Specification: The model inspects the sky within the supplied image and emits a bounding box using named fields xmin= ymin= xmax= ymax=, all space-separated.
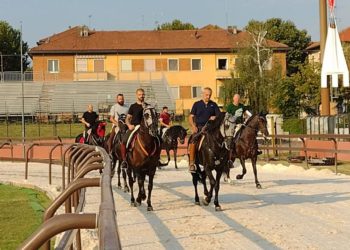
xmin=1 ymin=0 xmax=350 ymax=48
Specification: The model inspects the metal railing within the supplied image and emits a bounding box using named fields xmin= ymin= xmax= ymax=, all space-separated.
xmin=18 ymin=144 xmax=121 ymax=249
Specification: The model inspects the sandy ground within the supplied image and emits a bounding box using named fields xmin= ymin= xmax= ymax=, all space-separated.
xmin=1 ymin=160 xmax=350 ymax=250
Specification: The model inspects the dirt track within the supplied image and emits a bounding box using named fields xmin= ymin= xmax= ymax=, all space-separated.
xmin=1 ymin=159 xmax=349 ymax=249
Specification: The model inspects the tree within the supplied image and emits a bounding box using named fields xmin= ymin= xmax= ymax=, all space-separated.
xmin=0 ymin=20 xmax=29 ymax=71
xmin=271 ymin=63 xmax=321 ymax=117
xmin=223 ymin=23 xmax=282 ymax=114
xmin=156 ymin=19 xmax=196 ymax=30
xmin=245 ymin=18 xmax=311 ymax=75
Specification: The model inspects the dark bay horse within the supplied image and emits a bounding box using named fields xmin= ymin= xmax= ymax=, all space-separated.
xmin=109 ymin=119 xmax=129 ymax=192
xmin=192 ymin=112 xmax=235 ymax=211
xmin=160 ymin=125 xmax=187 ymax=169
xmin=225 ymin=113 xmax=269 ymax=189
xmin=75 ymin=121 xmax=107 ymax=147
xmin=126 ymin=105 xmax=161 ymax=211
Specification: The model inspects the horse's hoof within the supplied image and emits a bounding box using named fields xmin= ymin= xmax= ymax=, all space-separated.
xmin=130 ymin=202 xmax=137 ymax=207
xmin=202 ymin=197 xmax=209 ymax=206
xmin=147 ymin=206 xmax=153 ymax=211
xmin=195 ymin=201 xmax=200 ymax=206
xmin=256 ymin=184 xmax=262 ymax=189
xmin=236 ymin=174 xmax=243 ymax=180
xmin=215 ymin=206 xmax=222 ymax=212
xmin=141 ymin=194 xmax=147 ymax=201
xmin=117 ymin=185 xmax=122 ymax=189
xmin=124 ymin=187 xmax=129 ymax=193
xmin=136 ymin=202 xmax=141 ymax=206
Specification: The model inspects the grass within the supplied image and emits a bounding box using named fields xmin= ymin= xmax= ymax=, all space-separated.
xmin=0 ymin=184 xmax=52 ymax=249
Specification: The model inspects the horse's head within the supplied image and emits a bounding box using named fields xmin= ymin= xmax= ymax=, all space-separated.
xmin=178 ymin=126 xmax=188 ymax=144
xmin=142 ymin=105 xmax=158 ymax=137
xmin=220 ymin=112 xmax=236 ymax=148
xmin=257 ymin=113 xmax=269 ymax=137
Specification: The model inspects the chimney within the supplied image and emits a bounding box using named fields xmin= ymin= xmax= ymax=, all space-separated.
xmin=80 ymin=25 xmax=89 ymax=37
xmin=227 ymin=25 xmax=238 ymax=35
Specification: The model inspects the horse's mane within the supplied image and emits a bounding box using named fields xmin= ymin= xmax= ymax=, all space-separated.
xmin=245 ymin=113 xmax=257 ymax=124
xmin=205 ymin=112 xmax=225 ymax=133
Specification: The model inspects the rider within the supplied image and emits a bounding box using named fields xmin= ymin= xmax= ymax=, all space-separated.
xmin=188 ymin=87 xmax=221 ymax=173
xmin=226 ymin=93 xmax=262 ymax=166
xmin=81 ymin=104 xmax=99 ymax=143
xmin=120 ymin=88 xmax=147 ymax=169
xmin=107 ymin=93 xmax=129 ymax=153
xmin=159 ymin=106 xmax=172 ymax=139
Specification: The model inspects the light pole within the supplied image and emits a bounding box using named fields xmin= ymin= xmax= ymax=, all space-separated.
xmin=20 ymin=21 xmax=26 ymax=158
xmin=320 ymin=0 xmax=330 ymax=115
xmin=0 ymin=52 xmax=3 ymax=82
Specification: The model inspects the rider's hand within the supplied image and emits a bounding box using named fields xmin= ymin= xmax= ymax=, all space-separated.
xmin=87 ymin=123 xmax=90 ymax=128
xmin=209 ymin=116 xmax=216 ymax=120
xmin=128 ymin=124 xmax=135 ymax=130
xmin=191 ymin=125 xmax=198 ymax=134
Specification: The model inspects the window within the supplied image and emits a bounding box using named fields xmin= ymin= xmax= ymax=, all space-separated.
xmin=94 ymin=59 xmax=104 ymax=72
xmin=217 ymin=58 xmax=228 ymax=70
xmin=121 ymin=59 xmax=132 ymax=72
xmin=48 ymin=60 xmax=59 ymax=73
xmin=144 ymin=59 xmax=156 ymax=72
xmin=192 ymin=86 xmax=202 ymax=98
xmin=168 ymin=59 xmax=179 ymax=71
xmin=76 ymin=59 xmax=87 ymax=72
xmin=191 ymin=59 xmax=201 ymax=71
xmin=170 ymin=86 xmax=180 ymax=99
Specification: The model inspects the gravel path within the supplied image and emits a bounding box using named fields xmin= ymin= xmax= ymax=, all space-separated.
xmin=1 ymin=160 xmax=350 ymax=250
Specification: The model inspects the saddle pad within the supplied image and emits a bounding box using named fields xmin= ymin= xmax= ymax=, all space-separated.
xmin=126 ymin=125 xmax=140 ymax=149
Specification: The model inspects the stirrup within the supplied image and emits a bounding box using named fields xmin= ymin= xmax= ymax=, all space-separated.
xmin=228 ymin=160 xmax=234 ymax=168
xmin=189 ymin=163 xmax=196 ymax=173
xmin=121 ymin=161 xmax=128 ymax=169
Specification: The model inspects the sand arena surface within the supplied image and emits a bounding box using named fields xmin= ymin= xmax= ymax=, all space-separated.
xmin=1 ymin=160 xmax=349 ymax=249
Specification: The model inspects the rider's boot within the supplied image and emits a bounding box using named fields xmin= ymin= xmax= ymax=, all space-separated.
xmin=120 ymin=143 xmax=128 ymax=169
xmin=188 ymin=143 xmax=196 ymax=173
xmin=257 ymin=149 xmax=262 ymax=155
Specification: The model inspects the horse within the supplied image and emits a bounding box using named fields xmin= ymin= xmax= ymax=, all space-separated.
xmin=160 ymin=125 xmax=188 ymax=169
xmin=109 ymin=119 xmax=129 ymax=192
xmin=75 ymin=120 xmax=107 ymax=147
xmin=225 ymin=113 xmax=269 ymax=189
xmin=191 ymin=112 xmax=236 ymax=211
xmin=125 ymin=105 xmax=161 ymax=211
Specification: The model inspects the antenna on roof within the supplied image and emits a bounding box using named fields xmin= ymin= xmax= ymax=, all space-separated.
xmin=88 ymin=14 xmax=92 ymax=28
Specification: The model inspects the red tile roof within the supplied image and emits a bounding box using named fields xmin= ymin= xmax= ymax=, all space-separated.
xmin=30 ymin=26 xmax=288 ymax=54
xmin=340 ymin=27 xmax=350 ymax=42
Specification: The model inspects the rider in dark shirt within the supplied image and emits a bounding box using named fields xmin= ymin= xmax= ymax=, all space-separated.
xmin=81 ymin=104 xmax=99 ymax=142
xmin=120 ymin=88 xmax=146 ymax=169
xmin=188 ymin=87 xmax=220 ymax=173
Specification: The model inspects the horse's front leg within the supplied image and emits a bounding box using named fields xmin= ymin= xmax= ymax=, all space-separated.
xmin=122 ymin=166 xmax=129 ymax=192
xmin=202 ymin=167 xmax=215 ymax=206
xmin=127 ymin=167 xmax=136 ymax=206
xmin=192 ymin=173 xmax=200 ymax=205
xmin=251 ymin=157 xmax=261 ymax=189
xmin=236 ymin=158 xmax=247 ymax=180
xmin=116 ymin=160 xmax=122 ymax=189
xmin=166 ymin=148 xmax=171 ymax=165
xmin=147 ymin=172 xmax=155 ymax=211
xmin=136 ymin=173 xmax=146 ymax=205
xmin=173 ymin=148 xmax=178 ymax=169
xmin=214 ymin=169 xmax=223 ymax=211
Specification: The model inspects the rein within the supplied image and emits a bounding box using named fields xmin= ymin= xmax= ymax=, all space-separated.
xmin=136 ymin=134 xmax=158 ymax=157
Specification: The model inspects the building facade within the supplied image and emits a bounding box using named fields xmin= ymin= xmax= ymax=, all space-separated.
xmin=30 ymin=26 xmax=288 ymax=113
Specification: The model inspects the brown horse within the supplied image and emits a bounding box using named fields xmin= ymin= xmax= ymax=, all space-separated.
xmin=225 ymin=113 xmax=269 ymax=188
xmin=126 ymin=105 xmax=161 ymax=211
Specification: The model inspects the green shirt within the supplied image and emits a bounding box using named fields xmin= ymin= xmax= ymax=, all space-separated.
xmin=226 ymin=103 xmax=246 ymax=123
